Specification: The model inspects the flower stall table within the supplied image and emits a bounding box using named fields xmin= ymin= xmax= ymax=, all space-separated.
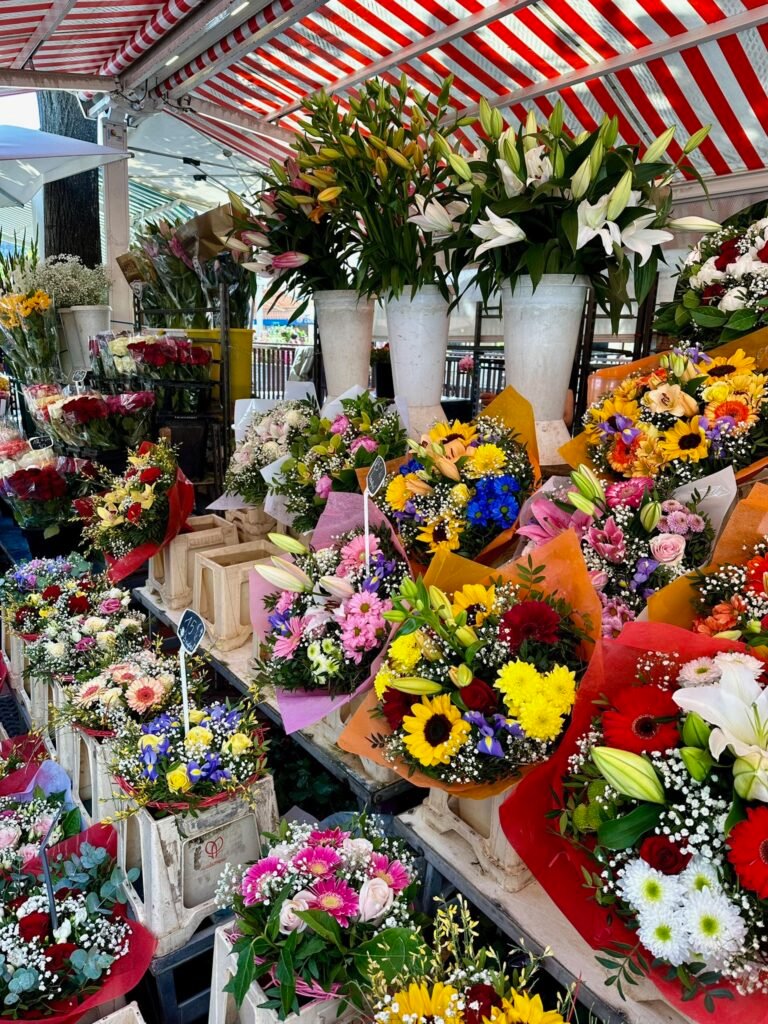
xmin=131 ymin=585 xmax=421 ymax=812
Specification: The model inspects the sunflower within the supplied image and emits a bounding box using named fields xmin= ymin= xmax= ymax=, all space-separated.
xmin=487 ymin=993 xmax=565 ymax=1024
xmin=451 ymin=583 xmax=496 ymax=626
xmin=417 ymin=514 xmax=463 ymax=554
xmin=464 ymin=443 xmax=507 ymax=478
xmin=659 ymin=417 xmax=710 ymax=463
xmin=402 ymin=694 xmax=471 ymax=767
xmin=385 ymin=983 xmax=464 ymax=1024
xmin=585 ymin=395 xmax=640 ymax=440
xmin=426 ymin=420 xmax=478 ymax=447
xmin=699 ymin=348 xmax=755 ymax=380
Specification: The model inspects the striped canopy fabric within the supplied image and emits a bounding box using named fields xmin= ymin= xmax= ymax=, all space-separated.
xmin=3 ymin=0 xmax=768 ymax=177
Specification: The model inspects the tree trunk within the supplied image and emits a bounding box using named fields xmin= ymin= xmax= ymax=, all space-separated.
xmin=37 ymin=92 xmax=102 ymax=266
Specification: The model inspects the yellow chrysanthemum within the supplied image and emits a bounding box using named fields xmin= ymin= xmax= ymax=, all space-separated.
xmin=426 ymin=420 xmax=478 ymax=447
xmin=659 ymin=416 xmax=710 ymax=463
xmin=632 ymin=435 xmax=665 ymax=477
xmin=464 ymin=443 xmax=507 ymax=478
xmin=451 ymin=583 xmax=496 ymax=626
xmin=698 ymin=349 xmax=755 ymax=380
xmin=416 ymin=515 xmax=463 ymax=554
xmin=726 ymin=371 xmax=767 ymax=403
xmin=545 ymin=665 xmax=577 ymax=716
xmin=374 ymin=666 xmax=397 ymax=698
xmin=518 ymin=697 xmax=565 ymax=743
xmin=495 ymin=660 xmax=544 ymax=715
xmin=402 ymin=694 xmax=471 ymax=767
xmin=385 ymin=983 xmax=464 ymax=1024
xmin=388 ymin=632 xmax=424 ymax=673
xmin=487 ymin=992 xmax=565 ymax=1024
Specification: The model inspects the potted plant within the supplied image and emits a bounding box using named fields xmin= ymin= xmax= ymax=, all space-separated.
xmin=20 ymin=255 xmax=111 ymax=374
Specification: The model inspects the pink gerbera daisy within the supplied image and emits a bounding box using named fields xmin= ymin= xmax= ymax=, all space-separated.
xmin=126 ymin=677 xmax=166 ymax=713
xmin=369 ymin=852 xmax=410 ymax=892
xmin=293 ymin=845 xmax=342 ymax=877
xmin=307 ymin=828 xmax=350 ymax=847
xmin=241 ymin=856 xmax=287 ymax=905
xmin=308 ymin=878 xmax=358 ymax=926
xmin=109 ymin=664 xmax=138 ymax=684
xmin=273 ymin=616 xmax=306 ymax=660
xmin=338 ymin=534 xmax=381 ymax=576
xmin=75 ymin=680 xmax=105 ymax=707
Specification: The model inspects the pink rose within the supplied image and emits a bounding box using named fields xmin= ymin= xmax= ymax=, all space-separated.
xmin=605 ymin=477 xmax=654 ymax=509
xmin=18 ymin=843 xmax=38 ymax=862
xmin=357 ymin=877 xmax=394 ymax=921
xmin=589 ymin=570 xmax=609 ymax=591
xmin=649 ymin=532 xmax=686 ymax=566
xmin=31 ymin=813 xmax=56 ymax=838
xmin=98 ymin=598 xmax=123 ymax=615
xmin=329 ymin=415 xmax=350 ymax=435
xmin=315 ymin=475 xmax=333 ymax=500
xmin=278 ymin=890 xmax=313 ymax=934
xmin=0 ymin=824 xmax=20 ymax=850
xmin=350 ymin=436 xmax=378 ymax=455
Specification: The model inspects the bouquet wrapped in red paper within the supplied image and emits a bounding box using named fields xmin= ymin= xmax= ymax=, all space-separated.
xmin=0 ymin=734 xmax=48 ymax=796
xmin=74 ymin=439 xmax=194 ymax=582
xmin=0 ymin=455 xmax=98 ymax=536
xmin=499 ymin=622 xmax=768 ymax=1022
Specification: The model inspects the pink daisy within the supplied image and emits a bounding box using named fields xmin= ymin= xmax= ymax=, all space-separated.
xmin=307 ymin=828 xmax=350 ymax=847
xmin=75 ymin=680 xmax=105 ymax=707
xmin=338 ymin=534 xmax=381 ymax=576
xmin=241 ymin=856 xmax=287 ymax=905
xmin=126 ymin=677 xmax=166 ymax=713
xmin=344 ymin=592 xmax=386 ymax=618
xmin=308 ymin=878 xmax=358 ymax=926
xmin=369 ymin=852 xmax=410 ymax=892
xmin=273 ymin=617 xmax=306 ymax=660
xmin=293 ymin=845 xmax=342 ymax=878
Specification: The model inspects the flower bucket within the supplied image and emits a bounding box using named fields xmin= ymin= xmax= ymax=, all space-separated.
xmin=314 ymin=289 xmax=374 ymax=402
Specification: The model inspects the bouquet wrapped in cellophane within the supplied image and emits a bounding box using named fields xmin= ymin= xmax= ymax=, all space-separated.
xmin=0 ymin=455 xmax=98 ymax=536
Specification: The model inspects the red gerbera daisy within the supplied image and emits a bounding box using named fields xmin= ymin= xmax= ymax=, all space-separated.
xmin=601 ymin=687 xmax=680 ymax=754
xmin=499 ymin=600 xmax=561 ymax=649
xmin=746 ymin=555 xmax=768 ymax=596
xmin=727 ymin=806 xmax=768 ymax=899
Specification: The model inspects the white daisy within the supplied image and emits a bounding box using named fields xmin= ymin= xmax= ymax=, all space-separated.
xmin=618 ymin=858 xmax=683 ymax=912
xmin=637 ymin=907 xmax=692 ymax=966
xmin=712 ymin=651 xmax=764 ymax=673
xmin=677 ymin=657 xmax=721 ymax=687
xmin=680 ymin=857 xmax=721 ymax=895
xmin=683 ymin=889 xmax=746 ymax=961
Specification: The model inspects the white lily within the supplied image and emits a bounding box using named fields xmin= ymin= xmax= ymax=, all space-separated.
xmin=668 ymin=216 xmax=722 ymax=233
xmin=674 ymin=660 xmax=768 ymax=801
xmin=495 ymin=158 xmax=524 ymax=198
xmin=620 ymin=213 xmax=673 ymax=266
xmin=524 ymin=144 xmax=552 ymax=185
xmin=254 ymin=563 xmax=308 ymax=593
xmin=319 ymin=574 xmax=356 ymax=599
xmin=407 ymin=195 xmax=466 ymax=235
xmin=575 ymin=194 xmax=621 ymax=254
xmin=471 ymin=208 xmax=526 ymax=257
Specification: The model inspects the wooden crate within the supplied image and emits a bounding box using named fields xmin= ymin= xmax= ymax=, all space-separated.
xmin=89 ymin=1001 xmax=145 ymax=1024
xmin=147 ymin=514 xmax=238 ymax=610
xmin=193 ymin=539 xmax=279 ymax=651
xmin=69 ymin=729 xmax=121 ymax=823
xmin=224 ymin=506 xmax=277 ymax=543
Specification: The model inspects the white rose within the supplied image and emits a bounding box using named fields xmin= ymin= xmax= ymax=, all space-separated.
xmin=728 ymin=252 xmax=759 ymax=279
xmin=95 ymin=631 xmax=115 ymax=647
xmin=109 ymin=338 xmax=129 ymax=357
xmin=82 ymin=616 xmax=108 ymax=635
xmin=45 ymin=641 xmax=66 ymax=659
xmin=262 ymin=441 xmax=280 ymax=461
xmin=0 ymin=460 xmax=16 ymax=479
xmin=718 ymin=287 xmax=748 ymax=312
xmin=278 ymin=891 xmax=313 ymax=934
xmin=341 ymin=837 xmax=374 ymax=859
xmin=100 ymin=687 xmax=123 ymax=707
xmin=358 ymin=878 xmax=394 ymax=922
xmin=689 ymin=257 xmax=724 ymax=290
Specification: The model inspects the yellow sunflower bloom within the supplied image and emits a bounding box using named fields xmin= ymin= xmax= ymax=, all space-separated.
xmin=487 ymin=992 xmax=565 ymax=1024
xmin=426 ymin=420 xmax=478 ymax=447
xmin=385 ymin=983 xmax=464 ymax=1024
xmin=659 ymin=416 xmax=710 ymax=463
xmin=699 ymin=349 xmax=755 ymax=380
xmin=451 ymin=583 xmax=496 ymax=626
xmin=518 ymin=697 xmax=565 ymax=742
xmin=402 ymin=694 xmax=471 ymax=767
xmin=416 ymin=515 xmax=463 ymax=554
xmin=464 ymin=443 xmax=507 ymax=478
xmin=727 ymin=372 xmax=767 ymax=403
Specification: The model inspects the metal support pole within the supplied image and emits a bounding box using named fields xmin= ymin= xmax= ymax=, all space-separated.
xmin=98 ymin=117 xmax=133 ymax=331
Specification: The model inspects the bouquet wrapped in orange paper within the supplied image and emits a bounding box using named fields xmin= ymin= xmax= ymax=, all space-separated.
xmin=374 ymin=387 xmax=540 ymax=575
xmin=648 ymin=480 xmax=768 ymax=653
xmin=338 ymin=530 xmax=600 ymax=798
xmin=561 ymin=330 xmax=768 ymax=487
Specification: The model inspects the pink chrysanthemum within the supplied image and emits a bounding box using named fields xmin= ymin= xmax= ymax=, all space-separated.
xmin=273 ymin=617 xmax=306 ymax=660
xmin=241 ymin=857 xmax=287 ymax=905
xmin=307 ymin=828 xmax=350 ymax=847
xmin=369 ymin=852 xmax=410 ymax=892
xmin=308 ymin=878 xmax=358 ymax=926
xmin=344 ymin=592 xmax=387 ymax=618
xmin=293 ymin=845 xmax=342 ymax=878
xmin=338 ymin=534 xmax=381 ymax=576
xmin=275 ymin=591 xmax=295 ymax=615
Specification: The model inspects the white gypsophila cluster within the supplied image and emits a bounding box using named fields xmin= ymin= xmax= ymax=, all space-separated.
xmin=567 ymin=726 xmax=604 ymax=774
xmin=384 ymin=728 xmax=548 ymax=785
xmin=19 ymin=255 xmax=110 ymax=308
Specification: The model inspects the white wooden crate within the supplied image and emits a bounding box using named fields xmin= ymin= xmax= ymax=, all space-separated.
xmin=89 ymin=1001 xmax=145 ymax=1024
xmin=118 ymin=775 xmax=278 ymax=959
xmin=8 ymin=633 xmax=28 ymax=707
xmin=148 ymin=515 xmax=238 ymax=610
xmin=224 ymin=507 xmax=277 ymax=544
xmin=209 ymin=926 xmax=354 ymax=1024
xmin=67 ymin=728 xmax=120 ymax=823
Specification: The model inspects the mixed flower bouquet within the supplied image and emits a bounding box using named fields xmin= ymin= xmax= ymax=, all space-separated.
xmin=74 ymin=439 xmax=194 ymax=581
xmin=499 ymin=623 xmax=768 ymax=1021
xmin=567 ymin=343 xmax=768 ymax=486
xmin=42 ymin=390 xmax=155 ymax=451
xmin=0 ymin=289 xmax=60 ymax=378
xmin=250 ymin=493 xmax=409 ymax=731
xmin=217 ymin=814 xmax=421 ymax=1019
xmin=0 ymin=824 xmax=155 ymax=1023
xmin=378 ymin=389 xmax=537 ymax=568
xmin=518 ymin=466 xmax=714 ymax=637
xmin=110 ymin=700 xmax=268 ymax=812
xmin=0 ymin=555 xmax=89 ymax=636
xmin=0 ymin=455 xmax=98 ymax=535
xmin=266 ymin=391 xmax=407 ymax=533
xmin=370 ymin=897 xmax=569 ymax=1024
xmin=655 ymin=217 xmax=768 ymax=348
xmin=0 ymin=778 xmax=82 ymax=870
xmin=225 ymin=399 xmax=315 ymax=506
xmin=339 ymin=533 xmax=600 ymax=795
xmin=22 ymin=383 xmax=63 ymax=430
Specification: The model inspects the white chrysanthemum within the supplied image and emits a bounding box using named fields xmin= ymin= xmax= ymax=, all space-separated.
xmin=683 ymin=889 xmax=747 ymax=960
xmin=712 ymin=651 xmax=764 ymax=673
xmin=677 ymin=657 xmax=721 ymax=687
xmin=618 ymin=859 xmax=683 ymax=912
xmin=680 ymin=857 xmax=721 ymax=895
xmin=637 ymin=907 xmax=692 ymax=966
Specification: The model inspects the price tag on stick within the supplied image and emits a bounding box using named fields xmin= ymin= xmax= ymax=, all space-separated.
xmin=363 ymin=455 xmax=387 ymax=576
xmin=177 ymin=609 xmax=206 ymax=736
xmin=39 ymin=804 xmax=64 ymax=931
xmin=29 ymin=435 xmax=53 ymax=451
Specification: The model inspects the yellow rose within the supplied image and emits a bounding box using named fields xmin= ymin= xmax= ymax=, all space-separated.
xmin=188 ymin=708 xmax=207 ymax=724
xmin=185 ymin=726 xmax=213 ymax=751
xmin=139 ymin=734 xmax=164 ymax=750
xmin=166 ymin=766 xmax=192 ymax=793
xmin=224 ymin=732 xmax=253 ymax=756
xmin=450 ymin=483 xmax=471 ymax=506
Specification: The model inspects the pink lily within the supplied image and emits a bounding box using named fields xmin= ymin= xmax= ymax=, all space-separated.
xmin=517 ymin=496 xmax=593 ymax=546
xmin=271 ymin=251 xmax=310 ymax=270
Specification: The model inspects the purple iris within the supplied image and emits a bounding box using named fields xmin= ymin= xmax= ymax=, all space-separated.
xmin=676 ymin=345 xmax=712 ymax=365
xmin=630 ymin=557 xmax=659 ymax=592
xmin=268 ymin=608 xmax=294 ymax=635
xmin=492 ymin=714 xmax=523 ymax=738
xmin=598 ymin=414 xmax=639 ymax=446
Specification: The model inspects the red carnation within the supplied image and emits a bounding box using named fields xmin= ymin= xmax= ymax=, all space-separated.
xmin=67 ymin=594 xmax=89 ymax=615
xmin=459 ymin=677 xmax=499 ymax=714
xmin=464 ymin=984 xmax=502 ymax=1024
xmin=727 ymin=806 xmax=768 ymax=899
xmin=18 ymin=911 xmax=50 ymax=942
xmin=45 ymin=942 xmax=78 ymax=972
xmin=41 ymin=585 xmax=62 ymax=602
xmin=602 ymin=687 xmax=680 ymax=754
xmin=639 ymin=835 xmax=691 ymax=875
xmin=139 ymin=467 xmax=162 ymax=485
xmin=381 ymin=688 xmax=419 ymax=730
xmin=126 ymin=502 xmax=143 ymax=524
xmin=499 ymin=600 xmax=561 ymax=649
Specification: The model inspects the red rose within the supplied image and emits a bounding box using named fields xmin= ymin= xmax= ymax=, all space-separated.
xmin=125 ymin=468 xmax=137 ymax=479
xmin=67 ymin=594 xmax=89 ymax=615
xmin=499 ymin=600 xmax=561 ymax=649
xmin=700 ymin=282 xmax=726 ymax=305
xmin=381 ymin=688 xmax=419 ymax=730
xmin=189 ymin=345 xmax=212 ymax=366
xmin=714 ymin=237 xmax=743 ymax=271
xmin=61 ymin=395 xmax=108 ymax=424
xmin=640 ymin=835 xmax=691 ymax=875
xmin=602 ymin=687 xmax=680 ymax=754
xmin=126 ymin=502 xmax=143 ymax=524
xmin=45 ymin=942 xmax=78 ymax=972
xmin=139 ymin=467 xmax=162 ymax=485
xmin=14 ymin=607 xmax=32 ymax=627
xmin=459 ymin=677 xmax=499 ymax=714
xmin=18 ymin=911 xmax=50 ymax=942
xmin=758 ymin=242 xmax=768 ymax=265
xmin=41 ymin=585 xmax=62 ymax=601
xmin=464 ymin=984 xmax=502 ymax=1024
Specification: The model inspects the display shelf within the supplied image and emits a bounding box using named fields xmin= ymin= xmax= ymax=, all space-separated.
xmin=132 ymin=586 xmax=420 ymax=811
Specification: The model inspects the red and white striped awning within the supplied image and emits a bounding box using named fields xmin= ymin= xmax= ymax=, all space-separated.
xmin=2 ymin=0 xmax=768 ymax=178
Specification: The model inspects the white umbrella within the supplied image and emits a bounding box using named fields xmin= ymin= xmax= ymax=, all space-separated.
xmin=0 ymin=125 xmax=129 ymax=207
